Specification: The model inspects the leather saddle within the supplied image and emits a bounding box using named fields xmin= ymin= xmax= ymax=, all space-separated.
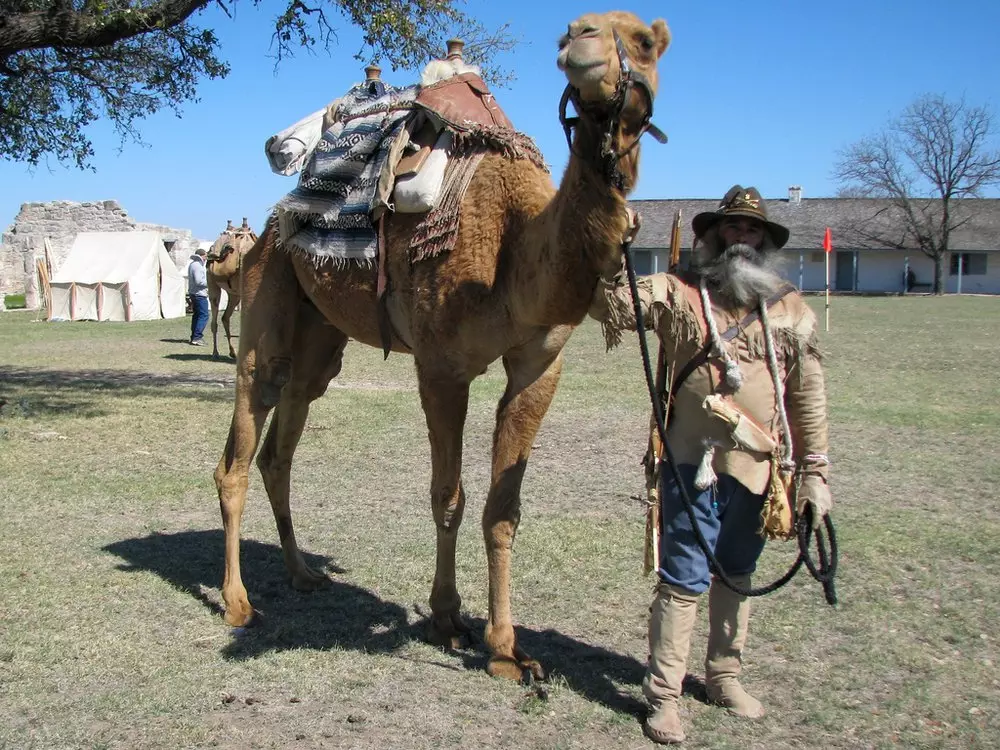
xmin=394 ymin=73 xmax=514 ymax=181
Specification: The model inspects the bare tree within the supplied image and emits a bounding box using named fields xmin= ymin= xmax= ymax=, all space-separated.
xmin=0 ymin=0 xmax=516 ymax=169
xmin=833 ymin=94 xmax=1000 ymax=294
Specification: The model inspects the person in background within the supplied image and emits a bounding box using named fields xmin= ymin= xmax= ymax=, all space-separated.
xmin=188 ymin=248 xmax=209 ymax=346
xmin=589 ymin=185 xmax=833 ymax=745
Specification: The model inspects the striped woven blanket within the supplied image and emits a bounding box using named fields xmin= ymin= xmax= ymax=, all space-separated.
xmin=274 ymin=79 xmax=419 ymax=266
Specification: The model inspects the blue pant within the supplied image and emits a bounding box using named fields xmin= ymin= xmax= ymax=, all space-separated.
xmin=189 ymin=295 xmax=209 ymax=342
xmin=657 ymin=464 xmax=767 ymax=594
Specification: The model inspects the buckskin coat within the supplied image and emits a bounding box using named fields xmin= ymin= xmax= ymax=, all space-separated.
xmin=591 ymin=271 xmax=830 ymax=493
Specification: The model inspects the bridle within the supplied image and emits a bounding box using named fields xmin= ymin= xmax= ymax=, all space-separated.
xmin=558 ymin=29 xmax=667 ymax=190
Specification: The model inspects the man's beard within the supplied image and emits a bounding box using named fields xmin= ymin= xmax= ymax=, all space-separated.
xmin=697 ymin=243 xmax=785 ymax=307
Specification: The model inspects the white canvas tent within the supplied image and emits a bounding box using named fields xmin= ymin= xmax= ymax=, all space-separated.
xmin=48 ymin=232 xmax=186 ymax=321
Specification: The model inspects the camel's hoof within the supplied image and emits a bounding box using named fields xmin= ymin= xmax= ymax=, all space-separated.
xmin=290 ymin=565 xmax=330 ymax=592
xmin=223 ymin=603 xmax=255 ymax=628
xmin=487 ymin=654 xmax=546 ymax=683
xmin=426 ymin=613 xmax=474 ymax=650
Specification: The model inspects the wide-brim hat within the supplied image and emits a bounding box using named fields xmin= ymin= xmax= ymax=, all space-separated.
xmin=692 ymin=185 xmax=790 ymax=249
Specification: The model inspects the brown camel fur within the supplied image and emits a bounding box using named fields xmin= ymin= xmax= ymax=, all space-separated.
xmin=214 ymin=10 xmax=671 ymax=680
xmin=206 ymin=218 xmax=258 ymax=358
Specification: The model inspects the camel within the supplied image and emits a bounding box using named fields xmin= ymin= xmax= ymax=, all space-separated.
xmin=206 ymin=218 xmax=258 ymax=359
xmin=214 ymin=10 xmax=671 ymax=680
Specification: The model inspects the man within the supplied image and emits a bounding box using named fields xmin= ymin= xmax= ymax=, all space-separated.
xmin=187 ymin=248 xmax=209 ymax=346
xmin=590 ymin=185 xmax=832 ymax=744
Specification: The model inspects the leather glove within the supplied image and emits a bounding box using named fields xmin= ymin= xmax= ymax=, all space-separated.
xmin=796 ymin=473 xmax=832 ymax=530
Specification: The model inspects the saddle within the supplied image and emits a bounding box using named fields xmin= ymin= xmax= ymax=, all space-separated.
xmin=391 ymin=72 xmax=515 ymax=213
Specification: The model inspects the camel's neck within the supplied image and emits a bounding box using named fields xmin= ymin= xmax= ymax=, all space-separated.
xmin=515 ymin=115 xmax=640 ymax=326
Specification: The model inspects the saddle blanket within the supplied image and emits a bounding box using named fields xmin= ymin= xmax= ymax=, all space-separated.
xmin=274 ymin=79 xmax=419 ymax=266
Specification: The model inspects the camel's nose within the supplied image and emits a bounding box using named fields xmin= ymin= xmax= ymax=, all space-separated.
xmin=567 ymin=20 xmax=600 ymax=40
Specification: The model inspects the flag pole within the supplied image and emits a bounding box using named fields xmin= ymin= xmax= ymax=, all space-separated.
xmin=825 ymin=253 xmax=830 ymax=332
xmin=823 ymin=227 xmax=832 ymax=332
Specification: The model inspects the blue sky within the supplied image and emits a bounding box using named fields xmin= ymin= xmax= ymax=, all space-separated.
xmin=2 ymin=0 xmax=999 ymax=240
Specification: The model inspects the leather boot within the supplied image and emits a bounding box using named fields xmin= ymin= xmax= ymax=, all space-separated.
xmin=641 ymin=583 xmax=700 ymax=744
xmin=704 ymin=574 xmax=766 ymax=719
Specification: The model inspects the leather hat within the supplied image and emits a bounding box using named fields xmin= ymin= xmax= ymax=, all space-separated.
xmin=691 ymin=185 xmax=790 ymax=249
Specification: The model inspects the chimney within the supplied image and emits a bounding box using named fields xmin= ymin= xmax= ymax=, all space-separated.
xmin=788 ymin=185 xmax=802 ymax=205
xmin=364 ymin=63 xmax=382 ymax=81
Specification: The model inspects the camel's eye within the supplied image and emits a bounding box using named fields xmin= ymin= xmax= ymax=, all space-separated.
xmin=638 ymin=34 xmax=654 ymax=54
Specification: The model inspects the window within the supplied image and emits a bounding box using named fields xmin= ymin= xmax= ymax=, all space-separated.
xmin=810 ymin=252 xmax=825 ymax=263
xmin=630 ymin=249 xmax=653 ymax=275
xmin=949 ymin=252 xmax=987 ymax=276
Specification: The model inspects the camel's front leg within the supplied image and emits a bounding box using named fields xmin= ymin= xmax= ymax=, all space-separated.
xmin=257 ymin=300 xmax=348 ymax=591
xmin=221 ymin=292 xmax=239 ymax=359
xmin=215 ymin=365 xmax=269 ymax=625
xmin=213 ymin=224 xmax=298 ymax=626
xmin=208 ymin=283 xmax=223 ymax=359
xmin=483 ymin=341 xmax=566 ymax=681
xmin=417 ymin=369 xmax=472 ymax=648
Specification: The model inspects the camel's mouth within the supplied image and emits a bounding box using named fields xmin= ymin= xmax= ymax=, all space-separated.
xmin=557 ymin=33 xmax=616 ymax=98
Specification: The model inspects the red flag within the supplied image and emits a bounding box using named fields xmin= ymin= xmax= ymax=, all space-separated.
xmin=823 ymin=227 xmax=832 ymax=253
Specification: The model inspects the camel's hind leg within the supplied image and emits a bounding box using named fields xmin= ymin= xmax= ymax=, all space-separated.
xmin=221 ymin=291 xmax=239 ymax=359
xmin=208 ymin=281 xmax=223 ymax=358
xmin=416 ymin=366 xmax=473 ymax=648
xmin=256 ymin=300 xmax=348 ymax=590
xmin=214 ymin=227 xmax=298 ymax=626
xmin=483 ymin=335 xmax=568 ymax=681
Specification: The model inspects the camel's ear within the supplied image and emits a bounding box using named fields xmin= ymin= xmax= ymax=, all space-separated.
xmin=652 ymin=19 xmax=671 ymax=57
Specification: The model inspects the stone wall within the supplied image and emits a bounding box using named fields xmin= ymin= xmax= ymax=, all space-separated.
xmin=0 ymin=200 xmax=203 ymax=308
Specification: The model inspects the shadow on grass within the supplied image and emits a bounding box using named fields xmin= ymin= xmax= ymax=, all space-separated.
xmin=0 ymin=366 xmax=235 ymax=416
xmin=163 ymin=353 xmax=233 ymax=363
xmin=103 ymin=529 xmax=646 ymax=718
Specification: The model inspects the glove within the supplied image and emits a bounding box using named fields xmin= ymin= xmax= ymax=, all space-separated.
xmin=796 ymin=473 xmax=832 ymax=530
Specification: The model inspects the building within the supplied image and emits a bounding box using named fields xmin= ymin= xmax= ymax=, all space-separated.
xmin=627 ymin=189 xmax=1000 ymax=295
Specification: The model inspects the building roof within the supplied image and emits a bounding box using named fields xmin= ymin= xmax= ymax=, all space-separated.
xmin=627 ymin=196 xmax=1000 ymax=253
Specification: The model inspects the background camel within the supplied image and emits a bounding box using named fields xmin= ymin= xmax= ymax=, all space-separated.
xmin=206 ymin=219 xmax=258 ymax=358
xmin=215 ymin=10 xmax=670 ymax=681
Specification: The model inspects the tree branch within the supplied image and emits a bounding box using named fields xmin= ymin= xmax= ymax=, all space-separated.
xmin=0 ymin=0 xmax=212 ymax=56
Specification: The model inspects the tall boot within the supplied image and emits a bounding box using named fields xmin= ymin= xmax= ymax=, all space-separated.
xmin=641 ymin=583 xmax=700 ymax=744
xmin=704 ymin=574 xmax=765 ymax=718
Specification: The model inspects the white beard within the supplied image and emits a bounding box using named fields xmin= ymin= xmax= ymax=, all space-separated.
xmin=697 ymin=243 xmax=786 ymax=307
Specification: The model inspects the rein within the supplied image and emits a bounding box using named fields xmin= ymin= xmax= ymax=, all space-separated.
xmin=558 ymin=30 xmax=667 ymax=191
xmin=619 ymin=217 xmax=838 ymax=605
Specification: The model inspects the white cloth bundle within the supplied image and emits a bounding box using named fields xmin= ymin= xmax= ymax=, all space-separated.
xmin=393 ymin=131 xmax=452 ymax=213
xmin=264 ymin=107 xmax=328 ymax=176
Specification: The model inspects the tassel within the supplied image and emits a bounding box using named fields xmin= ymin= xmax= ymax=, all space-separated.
xmin=723 ymin=358 xmax=744 ymax=390
xmin=694 ymin=440 xmax=718 ymax=490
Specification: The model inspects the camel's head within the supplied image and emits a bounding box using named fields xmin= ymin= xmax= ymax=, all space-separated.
xmin=557 ymin=12 xmax=669 ymax=105
xmin=556 ymin=12 xmax=670 ymax=189
xmin=208 ymin=218 xmax=257 ymax=264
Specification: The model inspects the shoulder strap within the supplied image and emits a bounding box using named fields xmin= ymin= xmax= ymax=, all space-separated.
xmin=667 ymin=284 xmax=795 ymax=403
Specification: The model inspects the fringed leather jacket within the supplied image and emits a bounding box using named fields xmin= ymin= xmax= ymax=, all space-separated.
xmin=591 ymin=271 xmax=830 ymax=495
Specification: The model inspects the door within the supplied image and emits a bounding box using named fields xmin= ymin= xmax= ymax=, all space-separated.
xmin=835 ymin=251 xmax=857 ymax=291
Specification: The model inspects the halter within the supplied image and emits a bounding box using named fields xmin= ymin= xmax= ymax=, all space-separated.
xmin=558 ymin=30 xmax=667 ymax=190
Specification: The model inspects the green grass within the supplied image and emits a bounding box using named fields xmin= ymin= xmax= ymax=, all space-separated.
xmin=0 ymin=297 xmax=998 ymax=749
